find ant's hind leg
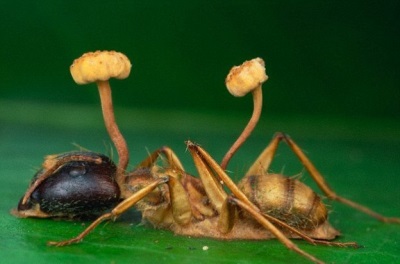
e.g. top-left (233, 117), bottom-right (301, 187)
top-left (186, 141), bottom-right (327, 264)
top-left (281, 133), bottom-right (400, 224)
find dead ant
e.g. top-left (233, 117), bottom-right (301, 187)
top-left (12, 52), bottom-right (400, 264)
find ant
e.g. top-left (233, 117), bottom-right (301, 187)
top-left (12, 51), bottom-right (400, 264)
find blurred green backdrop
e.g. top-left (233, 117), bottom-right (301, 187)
top-left (1, 0), bottom-right (399, 118)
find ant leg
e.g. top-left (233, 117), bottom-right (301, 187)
top-left (186, 142), bottom-right (228, 213)
top-left (48, 177), bottom-right (168, 246)
top-left (137, 146), bottom-right (185, 171)
top-left (21, 152), bottom-right (103, 205)
top-left (187, 141), bottom-right (252, 208)
top-left (242, 132), bottom-right (400, 224)
top-left (187, 141), bottom-right (327, 264)
top-left (186, 141), bottom-right (245, 233)
top-left (280, 133), bottom-right (400, 224)
top-left (163, 169), bottom-right (192, 225)
top-left (245, 132), bottom-right (282, 177)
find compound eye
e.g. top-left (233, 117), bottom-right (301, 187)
top-left (68, 164), bottom-right (87, 177)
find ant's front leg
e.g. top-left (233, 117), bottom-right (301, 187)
top-left (137, 146), bottom-right (185, 172)
top-left (48, 176), bottom-right (169, 246)
top-left (48, 165), bottom-right (194, 247)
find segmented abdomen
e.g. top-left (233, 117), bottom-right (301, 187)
top-left (238, 173), bottom-right (327, 230)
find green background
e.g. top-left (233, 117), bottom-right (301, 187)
top-left (1, 0), bottom-right (399, 117)
top-left (1, 1), bottom-right (399, 264)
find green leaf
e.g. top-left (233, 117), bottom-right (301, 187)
top-left (1, 101), bottom-right (399, 264)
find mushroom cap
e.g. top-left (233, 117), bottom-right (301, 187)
top-left (225, 58), bottom-right (268, 97)
top-left (70, 50), bottom-right (131, 85)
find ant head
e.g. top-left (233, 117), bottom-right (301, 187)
top-left (13, 152), bottom-right (121, 219)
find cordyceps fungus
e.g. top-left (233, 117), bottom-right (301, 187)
top-left (221, 58), bottom-right (268, 170)
top-left (70, 50), bottom-right (132, 185)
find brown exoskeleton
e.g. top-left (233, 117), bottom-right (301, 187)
top-left (13, 54), bottom-right (400, 264)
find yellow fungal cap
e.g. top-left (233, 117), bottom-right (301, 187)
top-left (70, 50), bottom-right (131, 85)
top-left (225, 58), bottom-right (268, 97)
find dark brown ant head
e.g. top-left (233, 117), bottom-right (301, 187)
top-left (13, 152), bottom-right (121, 219)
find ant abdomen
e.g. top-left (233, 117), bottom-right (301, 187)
top-left (238, 173), bottom-right (328, 230)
